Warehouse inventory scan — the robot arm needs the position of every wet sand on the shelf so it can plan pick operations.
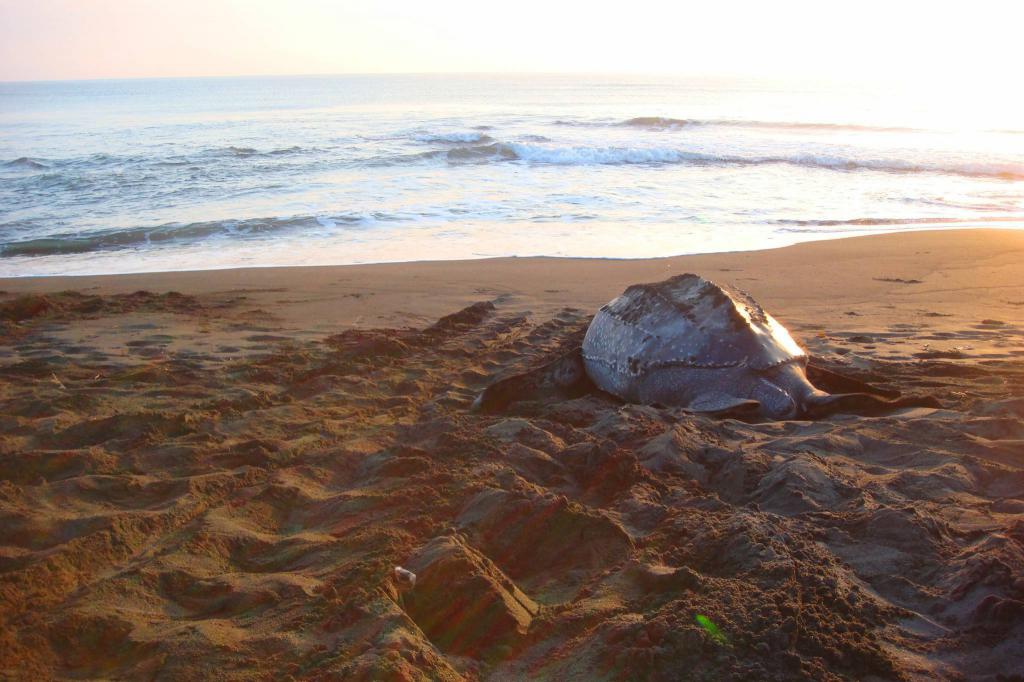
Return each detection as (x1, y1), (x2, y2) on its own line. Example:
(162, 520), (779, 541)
(1, 228), (1022, 680)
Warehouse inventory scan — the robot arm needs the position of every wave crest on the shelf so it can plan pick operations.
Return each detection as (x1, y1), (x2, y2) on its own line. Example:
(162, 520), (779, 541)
(621, 117), (699, 129)
(429, 141), (1024, 179)
(620, 117), (921, 133)
(773, 215), (1024, 231)
(0, 214), (367, 258)
(415, 132), (493, 144)
(3, 157), (49, 170)
(446, 143), (518, 162)
(218, 145), (307, 158)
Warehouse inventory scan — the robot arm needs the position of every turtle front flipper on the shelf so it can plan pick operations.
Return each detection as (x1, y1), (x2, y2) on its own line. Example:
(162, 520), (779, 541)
(685, 395), (762, 418)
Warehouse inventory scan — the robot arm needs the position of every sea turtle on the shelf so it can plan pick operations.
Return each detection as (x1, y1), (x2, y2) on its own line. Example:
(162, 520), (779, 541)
(474, 273), (937, 419)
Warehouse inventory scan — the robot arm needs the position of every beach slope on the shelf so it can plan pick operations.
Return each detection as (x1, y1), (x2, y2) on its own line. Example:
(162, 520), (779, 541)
(1, 229), (1022, 680)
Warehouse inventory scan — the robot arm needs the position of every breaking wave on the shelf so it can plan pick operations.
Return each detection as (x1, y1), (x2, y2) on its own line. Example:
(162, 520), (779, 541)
(772, 215), (1024, 231)
(621, 117), (703, 129)
(217, 145), (307, 157)
(414, 132), (493, 144)
(410, 141), (1024, 180)
(445, 143), (518, 161)
(0, 214), (368, 258)
(550, 116), (925, 132)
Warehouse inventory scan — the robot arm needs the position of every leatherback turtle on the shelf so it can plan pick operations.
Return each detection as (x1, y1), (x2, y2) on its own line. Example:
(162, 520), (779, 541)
(583, 274), (841, 419)
(474, 273), (937, 419)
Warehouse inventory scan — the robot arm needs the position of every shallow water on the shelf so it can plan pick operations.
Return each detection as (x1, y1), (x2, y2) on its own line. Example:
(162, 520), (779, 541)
(1, 74), (1022, 276)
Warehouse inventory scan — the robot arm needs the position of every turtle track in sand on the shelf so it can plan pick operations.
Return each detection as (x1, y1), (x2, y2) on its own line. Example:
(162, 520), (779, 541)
(0, 296), (1022, 680)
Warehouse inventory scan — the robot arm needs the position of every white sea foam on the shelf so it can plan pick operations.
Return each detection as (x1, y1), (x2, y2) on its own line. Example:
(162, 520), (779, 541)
(505, 143), (696, 165)
(433, 142), (1024, 180)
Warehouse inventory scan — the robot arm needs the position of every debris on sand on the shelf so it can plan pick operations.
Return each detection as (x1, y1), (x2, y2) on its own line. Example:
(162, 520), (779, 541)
(394, 566), (417, 587)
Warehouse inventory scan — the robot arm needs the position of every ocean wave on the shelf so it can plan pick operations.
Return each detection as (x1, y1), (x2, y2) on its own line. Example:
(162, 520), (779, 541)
(216, 145), (307, 157)
(414, 132), (493, 144)
(427, 141), (1024, 180)
(66, 152), (147, 169)
(551, 116), (921, 132)
(267, 145), (305, 155)
(752, 154), (1024, 179)
(364, 150), (445, 167)
(429, 141), (712, 166)
(0, 213), (367, 258)
(505, 143), (696, 165)
(552, 119), (615, 127)
(620, 116), (922, 133)
(3, 146), (315, 184)
(895, 196), (1022, 212)
(773, 215), (1024, 232)
(446, 143), (518, 161)
(153, 158), (193, 167)
(3, 157), (50, 170)
(621, 117), (702, 129)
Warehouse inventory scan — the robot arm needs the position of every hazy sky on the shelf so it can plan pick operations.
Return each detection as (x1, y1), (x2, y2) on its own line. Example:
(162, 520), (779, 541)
(1, 0), (1021, 84)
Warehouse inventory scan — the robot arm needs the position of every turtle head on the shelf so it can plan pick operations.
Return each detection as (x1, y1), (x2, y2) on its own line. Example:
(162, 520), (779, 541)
(748, 362), (808, 419)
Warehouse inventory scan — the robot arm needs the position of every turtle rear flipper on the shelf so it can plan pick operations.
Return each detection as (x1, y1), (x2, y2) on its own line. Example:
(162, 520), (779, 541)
(802, 392), (941, 418)
(472, 348), (591, 414)
(805, 360), (900, 399)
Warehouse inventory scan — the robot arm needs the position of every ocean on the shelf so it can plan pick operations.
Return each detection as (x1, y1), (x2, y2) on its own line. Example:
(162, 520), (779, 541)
(1, 74), (1022, 276)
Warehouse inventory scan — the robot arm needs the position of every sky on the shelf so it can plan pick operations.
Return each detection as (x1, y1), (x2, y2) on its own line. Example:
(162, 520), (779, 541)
(1, 0), (1022, 85)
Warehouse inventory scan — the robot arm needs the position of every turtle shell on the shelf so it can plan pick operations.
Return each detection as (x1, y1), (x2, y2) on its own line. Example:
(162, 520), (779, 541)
(582, 274), (806, 378)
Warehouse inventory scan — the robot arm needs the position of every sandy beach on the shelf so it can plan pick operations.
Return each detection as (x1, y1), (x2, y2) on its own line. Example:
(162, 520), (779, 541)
(1, 228), (1022, 680)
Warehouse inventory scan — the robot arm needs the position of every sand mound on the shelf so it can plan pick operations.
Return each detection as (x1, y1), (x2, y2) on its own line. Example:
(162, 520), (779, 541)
(401, 534), (538, 661)
(0, 290), (205, 323)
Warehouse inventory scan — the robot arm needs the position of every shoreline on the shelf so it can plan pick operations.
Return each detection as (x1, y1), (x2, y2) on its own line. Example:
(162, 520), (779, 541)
(3, 223), (1022, 281)
(4, 223), (1019, 278)
(2, 228), (1022, 336)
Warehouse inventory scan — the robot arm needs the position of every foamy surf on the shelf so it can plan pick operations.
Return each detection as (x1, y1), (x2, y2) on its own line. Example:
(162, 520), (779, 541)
(1, 74), (1022, 276)
(395, 140), (1024, 180)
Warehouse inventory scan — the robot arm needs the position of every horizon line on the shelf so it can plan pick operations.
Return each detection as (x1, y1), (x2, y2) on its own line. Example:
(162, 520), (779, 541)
(0, 70), (864, 86)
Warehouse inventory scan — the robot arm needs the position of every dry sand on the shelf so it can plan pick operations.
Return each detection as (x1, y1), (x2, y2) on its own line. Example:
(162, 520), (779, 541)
(0, 228), (1022, 680)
